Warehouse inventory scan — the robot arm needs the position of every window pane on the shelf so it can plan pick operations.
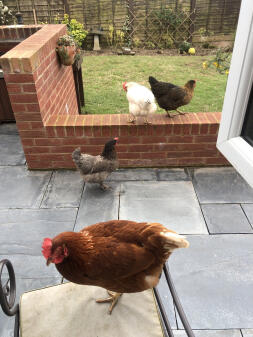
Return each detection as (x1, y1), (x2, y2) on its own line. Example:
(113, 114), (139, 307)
(241, 82), (253, 146)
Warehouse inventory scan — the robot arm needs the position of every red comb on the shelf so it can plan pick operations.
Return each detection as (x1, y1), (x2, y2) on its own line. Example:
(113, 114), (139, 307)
(114, 137), (118, 141)
(122, 82), (127, 89)
(42, 238), (52, 259)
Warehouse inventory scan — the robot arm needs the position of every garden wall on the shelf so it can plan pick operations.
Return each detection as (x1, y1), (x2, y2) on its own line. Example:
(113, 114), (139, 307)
(0, 25), (229, 169)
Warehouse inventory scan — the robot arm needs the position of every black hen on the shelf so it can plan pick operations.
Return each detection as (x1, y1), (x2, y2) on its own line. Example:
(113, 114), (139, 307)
(149, 76), (196, 117)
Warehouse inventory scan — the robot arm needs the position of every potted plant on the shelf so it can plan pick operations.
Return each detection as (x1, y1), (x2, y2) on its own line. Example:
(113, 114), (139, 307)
(56, 34), (78, 66)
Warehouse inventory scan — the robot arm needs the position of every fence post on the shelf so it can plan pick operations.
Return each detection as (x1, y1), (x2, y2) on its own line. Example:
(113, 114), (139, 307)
(188, 0), (196, 42)
(63, 0), (70, 17)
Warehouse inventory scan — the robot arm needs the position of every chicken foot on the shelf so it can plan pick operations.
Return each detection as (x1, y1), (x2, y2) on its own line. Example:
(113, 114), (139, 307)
(99, 182), (111, 191)
(176, 109), (187, 115)
(96, 290), (122, 314)
(128, 113), (136, 123)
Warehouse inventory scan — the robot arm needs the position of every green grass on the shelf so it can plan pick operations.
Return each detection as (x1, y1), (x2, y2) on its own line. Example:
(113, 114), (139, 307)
(81, 55), (228, 115)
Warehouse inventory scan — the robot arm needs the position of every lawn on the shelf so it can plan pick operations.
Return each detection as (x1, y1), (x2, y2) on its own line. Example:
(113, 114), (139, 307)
(81, 55), (228, 115)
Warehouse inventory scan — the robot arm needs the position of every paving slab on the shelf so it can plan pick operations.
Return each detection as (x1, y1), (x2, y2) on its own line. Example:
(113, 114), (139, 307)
(0, 122), (19, 135)
(119, 181), (208, 234)
(156, 271), (177, 329)
(241, 204), (253, 225)
(0, 209), (77, 255)
(41, 170), (84, 208)
(107, 168), (157, 181)
(0, 134), (25, 165)
(75, 182), (120, 231)
(0, 166), (52, 208)
(0, 277), (61, 337)
(172, 330), (242, 337)
(169, 234), (253, 329)
(193, 167), (253, 203)
(242, 329), (253, 337)
(157, 168), (190, 181)
(201, 204), (253, 233)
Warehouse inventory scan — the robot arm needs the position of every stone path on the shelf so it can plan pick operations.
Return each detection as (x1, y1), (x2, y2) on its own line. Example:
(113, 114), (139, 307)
(0, 123), (253, 337)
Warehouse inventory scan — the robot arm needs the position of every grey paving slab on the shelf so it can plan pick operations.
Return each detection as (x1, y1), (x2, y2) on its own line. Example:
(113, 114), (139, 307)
(0, 122), (19, 135)
(157, 168), (190, 181)
(241, 204), (253, 225)
(0, 166), (52, 208)
(119, 181), (208, 234)
(172, 330), (242, 337)
(41, 170), (84, 208)
(193, 167), (253, 203)
(107, 168), (157, 181)
(75, 182), (120, 231)
(242, 329), (253, 337)
(0, 134), (25, 165)
(156, 271), (177, 329)
(169, 234), (253, 329)
(0, 209), (77, 255)
(0, 277), (61, 337)
(201, 204), (253, 233)
(0, 254), (60, 278)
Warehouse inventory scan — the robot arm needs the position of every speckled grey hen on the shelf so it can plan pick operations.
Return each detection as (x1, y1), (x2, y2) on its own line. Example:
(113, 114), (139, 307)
(72, 138), (119, 190)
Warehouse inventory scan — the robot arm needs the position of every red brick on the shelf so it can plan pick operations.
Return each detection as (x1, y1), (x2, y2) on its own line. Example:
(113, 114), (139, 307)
(141, 136), (168, 144)
(35, 138), (63, 146)
(15, 113), (42, 121)
(209, 124), (219, 134)
(118, 152), (141, 159)
(65, 127), (75, 137)
(16, 121), (31, 130)
(191, 124), (200, 135)
(120, 125), (129, 136)
(4, 73), (34, 83)
(21, 139), (34, 146)
(177, 158), (206, 166)
(50, 146), (77, 153)
(89, 137), (111, 145)
(6, 84), (22, 93)
(200, 124), (209, 134)
(167, 136), (193, 143)
(119, 136), (140, 144)
(19, 130), (46, 138)
(141, 152), (167, 159)
(56, 127), (66, 138)
(26, 103), (40, 112)
(194, 135), (217, 143)
(61, 138), (90, 146)
(24, 147), (51, 154)
(23, 84), (36, 92)
(101, 126), (111, 137)
(182, 124), (191, 135)
(83, 126), (93, 137)
(128, 144), (153, 152)
(205, 157), (230, 165)
(10, 94), (38, 104)
(75, 127), (84, 137)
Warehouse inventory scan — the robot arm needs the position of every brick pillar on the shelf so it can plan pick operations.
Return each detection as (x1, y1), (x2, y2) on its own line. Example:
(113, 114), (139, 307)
(0, 24), (79, 168)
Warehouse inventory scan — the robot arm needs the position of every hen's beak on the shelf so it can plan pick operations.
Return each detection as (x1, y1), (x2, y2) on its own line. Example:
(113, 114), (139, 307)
(46, 258), (52, 266)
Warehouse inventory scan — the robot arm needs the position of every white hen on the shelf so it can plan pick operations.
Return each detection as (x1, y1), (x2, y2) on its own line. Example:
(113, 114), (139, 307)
(123, 82), (157, 124)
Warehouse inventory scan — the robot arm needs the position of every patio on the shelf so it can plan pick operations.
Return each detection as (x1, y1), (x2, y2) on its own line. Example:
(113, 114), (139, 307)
(0, 122), (253, 337)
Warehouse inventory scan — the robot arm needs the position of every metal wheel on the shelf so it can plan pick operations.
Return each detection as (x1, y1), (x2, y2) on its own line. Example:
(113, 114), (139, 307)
(0, 259), (19, 316)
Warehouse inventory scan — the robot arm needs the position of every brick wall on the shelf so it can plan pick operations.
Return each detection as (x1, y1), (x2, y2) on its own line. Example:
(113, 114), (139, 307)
(23, 112), (228, 169)
(0, 25), (228, 169)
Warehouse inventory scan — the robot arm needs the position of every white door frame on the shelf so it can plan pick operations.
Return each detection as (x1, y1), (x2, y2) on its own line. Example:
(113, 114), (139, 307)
(217, 0), (253, 188)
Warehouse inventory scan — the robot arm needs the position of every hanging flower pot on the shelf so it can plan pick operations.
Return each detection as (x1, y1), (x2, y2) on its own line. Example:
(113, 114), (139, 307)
(56, 35), (77, 66)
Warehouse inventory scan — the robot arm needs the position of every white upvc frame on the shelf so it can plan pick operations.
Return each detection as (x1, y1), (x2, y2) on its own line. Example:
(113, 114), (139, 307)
(217, 0), (253, 188)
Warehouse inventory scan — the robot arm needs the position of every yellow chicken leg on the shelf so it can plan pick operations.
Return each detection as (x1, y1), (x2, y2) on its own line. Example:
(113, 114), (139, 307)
(96, 290), (122, 314)
(176, 109), (187, 115)
(128, 113), (136, 123)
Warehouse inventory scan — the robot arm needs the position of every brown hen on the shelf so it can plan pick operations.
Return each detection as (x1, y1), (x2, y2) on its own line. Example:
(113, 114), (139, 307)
(149, 76), (196, 117)
(42, 220), (189, 314)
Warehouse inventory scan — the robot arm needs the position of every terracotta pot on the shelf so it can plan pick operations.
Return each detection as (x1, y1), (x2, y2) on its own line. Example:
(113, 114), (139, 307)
(56, 44), (76, 66)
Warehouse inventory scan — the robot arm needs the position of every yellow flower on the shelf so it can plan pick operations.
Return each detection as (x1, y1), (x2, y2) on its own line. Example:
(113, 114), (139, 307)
(188, 47), (195, 55)
(225, 70), (229, 75)
(202, 62), (207, 69)
(213, 62), (218, 67)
